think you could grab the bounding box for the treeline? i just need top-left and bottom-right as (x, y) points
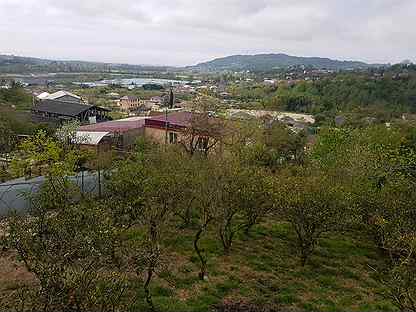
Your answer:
(2, 118), (416, 311)
(227, 72), (416, 122)
(275, 75), (416, 115)
(0, 55), (170, 74)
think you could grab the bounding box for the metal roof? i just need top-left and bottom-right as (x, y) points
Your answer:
(46, 90), (81, 100)
(75, 131), (110, 145)
(79, 119), (146, 133)
(36, 92), (50, 100)
(146, 111), (193, 128)
(33, 100), (94, 117)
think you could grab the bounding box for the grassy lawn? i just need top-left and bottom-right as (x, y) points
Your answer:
(126, 220), (395, 312)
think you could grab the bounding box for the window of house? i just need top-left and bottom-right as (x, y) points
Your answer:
(169, 132), (178, 144)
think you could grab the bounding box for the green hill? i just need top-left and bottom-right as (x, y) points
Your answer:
(189, 53), (384, 72)
(0, 54), (170, 74)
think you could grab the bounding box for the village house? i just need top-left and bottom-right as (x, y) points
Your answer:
(77, 113), (188, 150)
(119, 96), (140, 111)
(78, 116), (148, 150)
(32, 99), (110, 124)
(76, 111), (223, 153)
(144, 111), (225, 155)
(150, 96), (163, 105)
(144, 112), (192, 145)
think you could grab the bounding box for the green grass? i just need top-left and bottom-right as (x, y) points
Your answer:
(2, 218), (395, 312)
(126, 220), (397, 312)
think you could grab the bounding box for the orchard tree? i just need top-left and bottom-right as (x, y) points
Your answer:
(6, 129), (125, 311)
(215, 160), (244, 255)
(7, 199), (122, 312)
(239, 167), (274, 235)
(275, 174), (347, 266)
(215, 159), (272, 254)
(264, 122), (307, 166)
(0, 119), (15, 153)
(107, 146), (187, 311)
(180, 95), (227, 156)
(191, 159), (219, 280)
(375, 181), (416, 312)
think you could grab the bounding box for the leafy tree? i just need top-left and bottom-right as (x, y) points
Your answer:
(0, 119), (15, 153)
(215, 159), (272, 254)
(7, 198), (122, 312)
(180, 95), (227, 156)
(373, 180), (416, 312)
(0, 83), (32, 110)
(239, 167), (274, 235)
(5, 128), (126, 312)
(106, 146), (187, 311)
(275, 174), (347, 266)
(264, 123), (307, 166)
(191, 159), (219, 280)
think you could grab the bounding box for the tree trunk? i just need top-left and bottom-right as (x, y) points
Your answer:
(194, 227), (207, 280)
(219, 229), (232, 255)
(244, 215), (258, 236)
(144, 267), (155, 312)
(300, 251), (308, 267)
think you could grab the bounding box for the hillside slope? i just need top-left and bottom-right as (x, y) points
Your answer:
(190, 53), (383, 72)
(0, 54), (170, 74)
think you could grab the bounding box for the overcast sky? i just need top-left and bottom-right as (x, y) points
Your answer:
(0, 0), (415, 66)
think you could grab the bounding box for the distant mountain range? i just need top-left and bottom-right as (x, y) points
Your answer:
(0, 54), (171, 74)
(188, 53), (385, 72)
(0, 53), (386, 74)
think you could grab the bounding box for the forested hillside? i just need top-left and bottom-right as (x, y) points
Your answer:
(226, 69), (416, 125)
(0, 55), (170, 73)
(190, 53), (383, 72)
(275, 75), (416, 113)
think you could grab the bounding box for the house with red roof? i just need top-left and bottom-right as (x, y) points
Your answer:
(144, 112), (193, 144)
(77, 111), (224, 153)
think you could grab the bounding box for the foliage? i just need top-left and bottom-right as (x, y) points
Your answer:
(181, 95), (228, 156)
(0, 119), (16, 153)
(191, 159), (218, 280)
(5, 127), (127, 311)
(274, 173), (347, 266)
(271, 76), (416, 123)
(7, 198), (123, 312)
(106, 145), (189, 310)
(3, 111), (416, 312)
(0, 83), (32, 110)
(10, 130), (83, 179)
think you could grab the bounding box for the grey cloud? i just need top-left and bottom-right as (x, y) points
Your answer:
(0, 0), (414, 66)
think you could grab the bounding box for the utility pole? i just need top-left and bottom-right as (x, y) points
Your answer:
(165, 105), (168, 146)
(165, 83), (174, 146)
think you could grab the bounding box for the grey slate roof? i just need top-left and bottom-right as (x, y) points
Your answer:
(33, 100), (98, 117)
